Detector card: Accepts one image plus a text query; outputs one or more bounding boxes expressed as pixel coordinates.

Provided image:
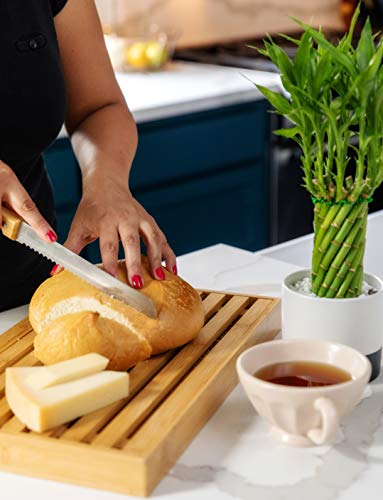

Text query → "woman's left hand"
[61,175,177,289]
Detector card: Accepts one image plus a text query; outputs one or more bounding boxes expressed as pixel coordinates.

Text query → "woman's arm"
[54,0,176,286]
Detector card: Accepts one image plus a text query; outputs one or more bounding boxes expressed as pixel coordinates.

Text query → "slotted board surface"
[0,291,280,496]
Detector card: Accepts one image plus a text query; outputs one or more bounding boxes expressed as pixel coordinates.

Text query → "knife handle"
[1,208,22,240]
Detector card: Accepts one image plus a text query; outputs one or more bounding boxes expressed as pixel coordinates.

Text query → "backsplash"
[95,0,343,47]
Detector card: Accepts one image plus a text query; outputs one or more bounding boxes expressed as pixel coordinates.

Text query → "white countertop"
[1,211,383,500]
[59,62,280,137]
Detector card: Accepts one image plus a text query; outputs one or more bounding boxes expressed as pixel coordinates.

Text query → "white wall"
[95,0,343,47]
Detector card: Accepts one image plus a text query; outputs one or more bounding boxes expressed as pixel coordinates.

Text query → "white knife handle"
[1,208,23,241]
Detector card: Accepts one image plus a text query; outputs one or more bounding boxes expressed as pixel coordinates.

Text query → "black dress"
[0,0,68,311]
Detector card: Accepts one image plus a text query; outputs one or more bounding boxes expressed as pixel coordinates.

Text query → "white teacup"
[236,339,371,446]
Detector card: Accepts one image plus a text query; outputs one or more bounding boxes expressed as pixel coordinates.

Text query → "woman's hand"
[0,160,57,243]
[63,174,177,288]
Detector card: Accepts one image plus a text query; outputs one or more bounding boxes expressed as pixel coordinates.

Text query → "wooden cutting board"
[0,290,280,496]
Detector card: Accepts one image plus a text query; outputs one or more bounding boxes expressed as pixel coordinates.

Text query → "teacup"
[236,339,371,446]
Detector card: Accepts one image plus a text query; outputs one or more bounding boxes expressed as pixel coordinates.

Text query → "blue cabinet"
[43,100,270,263]
[44,139,81,244]
[135,163,268,255]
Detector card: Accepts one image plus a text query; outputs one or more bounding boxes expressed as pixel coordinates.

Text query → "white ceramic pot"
[282,270,383,380]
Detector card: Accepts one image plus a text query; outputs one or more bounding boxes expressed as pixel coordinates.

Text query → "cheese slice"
[25,353,109,389]
[5,354,129,433]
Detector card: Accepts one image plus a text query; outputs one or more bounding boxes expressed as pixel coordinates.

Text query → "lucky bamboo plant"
[256,4,383,298]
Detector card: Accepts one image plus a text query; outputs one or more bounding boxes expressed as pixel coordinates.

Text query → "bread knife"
[0,208,157,318]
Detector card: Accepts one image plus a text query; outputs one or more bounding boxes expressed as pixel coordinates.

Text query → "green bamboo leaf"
[313,50,334,96]
[293,31,313,87]
[373,85,383,123]
[338,2,361,52]
[255,84,292,114]
[278,33,301,45]
[355,18,374,71]
[283,82,324,114]
[263,39,295,83]
[292,18,357,78]
[344,40,383,103]
[330,96,343,112]
[362,39,383,82]
[274,127,299,138]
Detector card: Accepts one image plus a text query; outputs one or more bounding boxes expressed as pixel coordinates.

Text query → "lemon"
[125,42,149,69]
[145,41,168,68]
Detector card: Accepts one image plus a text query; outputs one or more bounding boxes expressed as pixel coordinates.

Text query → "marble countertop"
[1,211,383,500]
[59,62,281,137]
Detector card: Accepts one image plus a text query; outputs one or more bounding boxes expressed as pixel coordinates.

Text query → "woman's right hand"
[0,160,57,243]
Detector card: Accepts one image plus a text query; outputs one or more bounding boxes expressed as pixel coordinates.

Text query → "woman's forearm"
[69,101,138,188]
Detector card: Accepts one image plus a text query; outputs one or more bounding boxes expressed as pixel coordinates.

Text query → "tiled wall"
[95,0,343,47]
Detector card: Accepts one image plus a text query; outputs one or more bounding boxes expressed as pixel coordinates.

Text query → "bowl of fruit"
[105,25,180,73]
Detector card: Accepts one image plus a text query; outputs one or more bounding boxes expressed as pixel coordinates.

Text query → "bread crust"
[30,257,205,370]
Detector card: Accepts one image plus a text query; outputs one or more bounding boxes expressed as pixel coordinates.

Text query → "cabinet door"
[134,163,268,256]
[130,101,267,191]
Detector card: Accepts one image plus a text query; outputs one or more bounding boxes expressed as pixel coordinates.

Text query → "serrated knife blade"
[1,208,157,318]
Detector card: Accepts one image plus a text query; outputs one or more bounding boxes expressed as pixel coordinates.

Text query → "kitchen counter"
[59,62,281,136]
[1,211,383,500]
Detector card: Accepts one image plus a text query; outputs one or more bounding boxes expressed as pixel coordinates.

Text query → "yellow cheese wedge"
[25,353,109,389]
[5,355,130,433]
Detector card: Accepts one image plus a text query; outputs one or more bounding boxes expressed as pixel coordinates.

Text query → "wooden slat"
[0,318,32,353]
[123,299,280,493]
[201,292,227,320]
[0,432,147,497]
[0,332,35,372]
[92,295,250,448]
[1,416,26,433]
[58,292,227,444]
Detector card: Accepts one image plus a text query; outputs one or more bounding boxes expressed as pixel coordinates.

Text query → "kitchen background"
[47,1,383,263]
[95,0,343,46]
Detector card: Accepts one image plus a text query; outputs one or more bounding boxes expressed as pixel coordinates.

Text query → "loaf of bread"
[30,258,205,370]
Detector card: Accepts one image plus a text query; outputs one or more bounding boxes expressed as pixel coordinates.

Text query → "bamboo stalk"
[316,215,364,297]
[312,203,366,293]
[312,204,354,275]
[324,227,364,298]
[335,242,365,298]
[346,264,363,297]
[313,205,342,256]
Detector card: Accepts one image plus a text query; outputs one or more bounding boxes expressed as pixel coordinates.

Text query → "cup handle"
[306,397,340,445]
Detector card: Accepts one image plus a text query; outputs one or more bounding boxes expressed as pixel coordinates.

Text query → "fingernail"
[132,275,143,289]
[172,264,178,275]
[155,267,165,280]
[50,264,59,276]
[46,230,57,242]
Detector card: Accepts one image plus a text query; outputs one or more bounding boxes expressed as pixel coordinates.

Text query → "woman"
[0,0,177,312]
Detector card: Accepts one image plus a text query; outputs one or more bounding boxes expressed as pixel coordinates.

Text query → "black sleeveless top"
[0,0,68,311]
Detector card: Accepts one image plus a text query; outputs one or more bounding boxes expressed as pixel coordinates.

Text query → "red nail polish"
[172,264,178,275]
[156,267,165,280]
[50,264,59,276]
[132,275,143,289]
[47,230,57,242]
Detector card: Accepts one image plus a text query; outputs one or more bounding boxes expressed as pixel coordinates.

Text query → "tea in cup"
[236,339,371,446]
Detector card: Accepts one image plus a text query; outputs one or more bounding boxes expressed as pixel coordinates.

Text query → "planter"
[282,269,383,381]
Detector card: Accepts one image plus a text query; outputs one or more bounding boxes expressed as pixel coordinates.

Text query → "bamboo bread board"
[0,291,280,496]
